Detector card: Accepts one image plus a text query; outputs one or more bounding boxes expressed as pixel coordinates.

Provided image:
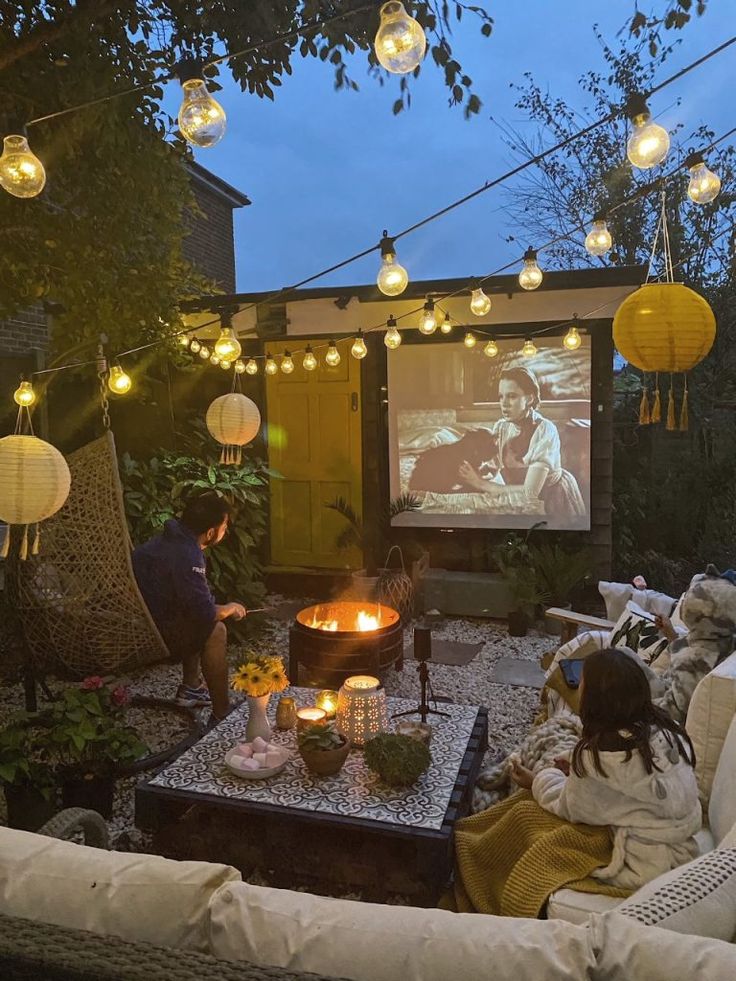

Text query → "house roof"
[187,161,251,208]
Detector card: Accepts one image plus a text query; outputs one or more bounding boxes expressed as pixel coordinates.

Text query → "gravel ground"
[0,596,555,898]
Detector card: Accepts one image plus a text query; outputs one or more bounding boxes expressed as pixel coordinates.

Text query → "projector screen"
[388,337,591,531]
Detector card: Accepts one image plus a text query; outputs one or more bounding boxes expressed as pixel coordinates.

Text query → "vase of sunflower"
[231,654,289,743]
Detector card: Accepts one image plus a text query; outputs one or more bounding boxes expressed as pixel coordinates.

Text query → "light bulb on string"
[351,330,368,359]
[210,353,220,366]
[281,351,295,374]
[418,298,437,335]
[377,231,409,296]
[303,346,318,371]
[13,379,35,407]
[176,59,226,148]
[325,340,341,367]
[564,319,582,351]
[521,337,537,358]
[108,363,132,395]
[264,354,278,376]
[198,345,210,360]
[220,360,231,370]
[245,358,258,375]
[440,312,452,334]
[214,325,241,361]
[585,214,613,257]
[626,93,670,169]
[0,131,46,198]
[189,337,201,354]
[684,151,721,205]
[384,315,402,349]
[519,248,543,290]
[463,332,477,349]
[470,283,492,316]
[234,359,246,374]
[374,1,427,75]
[178,333,191,348]
[483,339,498,359]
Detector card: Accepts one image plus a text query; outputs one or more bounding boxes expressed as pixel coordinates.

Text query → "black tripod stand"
[392,625,449,724]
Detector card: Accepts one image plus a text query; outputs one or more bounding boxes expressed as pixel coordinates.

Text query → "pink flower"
[111,686,130,707]
[81,676,105,690]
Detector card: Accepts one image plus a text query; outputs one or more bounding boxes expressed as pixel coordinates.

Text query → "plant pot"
[60,771,115,819]
[4,784,58,832]
[298,738,351,776]
[351,570,380,602]
[245,693,272,743]
[544,602,572,636]
[507,610,529,637]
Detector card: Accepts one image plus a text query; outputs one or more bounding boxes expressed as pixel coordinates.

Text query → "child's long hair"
[571,648,696,778]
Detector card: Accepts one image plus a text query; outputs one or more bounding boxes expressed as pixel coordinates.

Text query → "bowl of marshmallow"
[224,737,291,780]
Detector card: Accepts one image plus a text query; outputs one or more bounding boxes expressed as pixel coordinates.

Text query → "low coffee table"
[135,688,488,904]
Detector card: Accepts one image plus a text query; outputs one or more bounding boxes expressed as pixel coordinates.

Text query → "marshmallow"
[265,750,283,768]
[252,737,269,753]
[253,752,267,767]
[232,756,260,772]
[234,743,253,759]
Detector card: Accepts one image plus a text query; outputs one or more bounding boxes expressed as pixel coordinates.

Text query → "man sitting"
[132,491,246,724]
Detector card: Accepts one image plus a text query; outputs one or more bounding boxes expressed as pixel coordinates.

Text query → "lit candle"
[315,690,338,719]
[296,707,327,730]
[344,675,380,693]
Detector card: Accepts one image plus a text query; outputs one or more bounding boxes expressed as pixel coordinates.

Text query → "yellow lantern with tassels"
[205,393,261,465]
[0,435,71,559]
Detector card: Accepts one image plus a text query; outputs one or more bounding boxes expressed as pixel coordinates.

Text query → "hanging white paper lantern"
[205,393,261,465]
[0,434,71,559]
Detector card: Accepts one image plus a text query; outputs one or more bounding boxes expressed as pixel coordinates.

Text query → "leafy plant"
[528,542,591,607]
[325,493,422,576]
[492,526,550,616]
[364,732,431,787]
[0,714,56,798]
[297,721,346,753]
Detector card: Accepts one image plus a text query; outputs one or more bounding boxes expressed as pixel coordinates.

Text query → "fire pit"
[289,601,403,687]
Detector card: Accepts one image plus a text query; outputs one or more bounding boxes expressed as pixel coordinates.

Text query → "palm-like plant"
[325,494,421,576]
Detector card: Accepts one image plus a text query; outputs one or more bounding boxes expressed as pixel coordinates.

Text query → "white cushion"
[686,651,736,805]
[598,581,634,621]
[208,881,596,981]
[0,826,240,952]
[609,600,669,665]
[590,912,736,979]
[546,888,624,924]
[718,821,736,850]
[696,827,716,854]
[615,848,736,941]
[709,714,736,843]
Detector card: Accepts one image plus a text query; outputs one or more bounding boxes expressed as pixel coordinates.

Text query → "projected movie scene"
[388,338,591,531]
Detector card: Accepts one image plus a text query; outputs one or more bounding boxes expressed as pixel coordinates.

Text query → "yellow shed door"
[266,339,363,569]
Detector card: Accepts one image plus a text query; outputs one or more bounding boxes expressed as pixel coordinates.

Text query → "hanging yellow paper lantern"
[206,393,261,465]
[0,434,71,559]
[612,283,715,373]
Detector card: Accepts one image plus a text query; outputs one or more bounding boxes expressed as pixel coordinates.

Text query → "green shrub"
[364,733,431,786]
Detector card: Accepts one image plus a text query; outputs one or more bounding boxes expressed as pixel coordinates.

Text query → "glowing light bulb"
[210,354,220,366]
[351,331,368,359]
[220,360,231,370]
[325,340,341,367]
[13,380,35,406]
[176,60,226,148]
[470,286,492,316]
[464,332,477,349]
[108,364,132,394]
[264,354,278,376]
[626,95,669,169]
[189,338,201,354]
[374,1,427,75]
[0,133,46,198]
[214,326,241,361]
[198,345,210,360]
[585,217,612,257]
[440,313,452,334]
[564,323,582,351]
[245,358,258,375]
[418,299,437,335]
[234,359,246,374]
[377,232,408,296]
[483,339,498,359]
[303,346,318,371]
[521,338,537,358]
[685,151,721,205]
[281,351,295,373]
[519,248,543,291]
[178,333,191,348]
[384,316,402,349]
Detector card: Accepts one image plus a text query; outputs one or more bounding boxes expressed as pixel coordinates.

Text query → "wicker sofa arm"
[37,808,110,850]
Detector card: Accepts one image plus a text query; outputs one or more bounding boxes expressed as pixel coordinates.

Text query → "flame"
[357,610,380,631]
[307,608,381,632]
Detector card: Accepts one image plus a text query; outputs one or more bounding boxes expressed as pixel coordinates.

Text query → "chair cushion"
[209,881,597,981]
[686,651,736,805]
[0,826,241,952]
[546,888,624,924]
[609,601,669,665]
[709,714,736,843]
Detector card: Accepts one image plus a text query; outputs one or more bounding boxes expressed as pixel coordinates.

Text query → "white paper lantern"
[206,393,261,465]
[0,434,71,559]
[336,675,389,747]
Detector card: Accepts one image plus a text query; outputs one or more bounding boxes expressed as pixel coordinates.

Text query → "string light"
[281,350,295,373]
[234,359,246,374]
[684,151,721,204]
[189,338,201,353]
[440,312,452,334]
[519,248,543,290]
[585,214,613,257]
[0,132,46,198]
[198,344,210,360]
[325,340,341,367]
[210,353,221,366]
[214,325,242,361]
[377,231,409,296]
[108,363,132,394]
[374,1,426,74]
[303,345,318,371]
[264,354,278,375]
[521,337,538,358]
[463,331,477,349]
[384,315,402,349]
[178,333,191,348]
[351,330,368,359]
[483,339,498,358]
[176,59,226,148]
[470,284,492,316]
[245,358,259,375]
[13,380,35,407]
[626,93,670,170]
[564,319,582,350]
[418,298,437,334]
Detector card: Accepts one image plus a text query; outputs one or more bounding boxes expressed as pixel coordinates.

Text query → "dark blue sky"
[173,2,733,292]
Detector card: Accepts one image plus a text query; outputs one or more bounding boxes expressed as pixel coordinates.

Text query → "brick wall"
[183,179,238,293]
[0,303,49,357]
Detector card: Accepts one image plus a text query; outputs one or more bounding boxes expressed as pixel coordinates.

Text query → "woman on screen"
[458,366,585,520]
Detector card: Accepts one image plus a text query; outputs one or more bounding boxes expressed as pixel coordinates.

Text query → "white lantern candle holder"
[336,675,388,748]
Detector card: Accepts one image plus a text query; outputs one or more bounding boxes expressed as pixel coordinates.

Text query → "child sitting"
[512,648,701,892]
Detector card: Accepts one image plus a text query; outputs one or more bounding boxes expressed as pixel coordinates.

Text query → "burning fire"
[308,609,381,633]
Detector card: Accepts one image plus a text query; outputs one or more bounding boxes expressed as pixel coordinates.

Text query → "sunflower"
[269,668,289,693]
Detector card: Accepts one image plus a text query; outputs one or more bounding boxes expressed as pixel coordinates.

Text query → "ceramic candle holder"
[296,707,327,731]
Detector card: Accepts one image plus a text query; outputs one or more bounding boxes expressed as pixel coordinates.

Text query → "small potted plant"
[297,721,350,776]
[492,529,549,637]
[364,732,431,787]
[0,715,58,831]
[528,542,591,635]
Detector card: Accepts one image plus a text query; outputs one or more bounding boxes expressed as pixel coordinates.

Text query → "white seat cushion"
[695,827,716,854]
[546,888,624,924]
[686,651,736,805]
[709,714,736,844]
[0,826,240,952]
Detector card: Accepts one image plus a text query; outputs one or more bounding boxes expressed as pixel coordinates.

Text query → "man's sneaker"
[175,684,211,708]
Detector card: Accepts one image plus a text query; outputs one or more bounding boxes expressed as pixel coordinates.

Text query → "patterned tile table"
[136,688,488,903]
